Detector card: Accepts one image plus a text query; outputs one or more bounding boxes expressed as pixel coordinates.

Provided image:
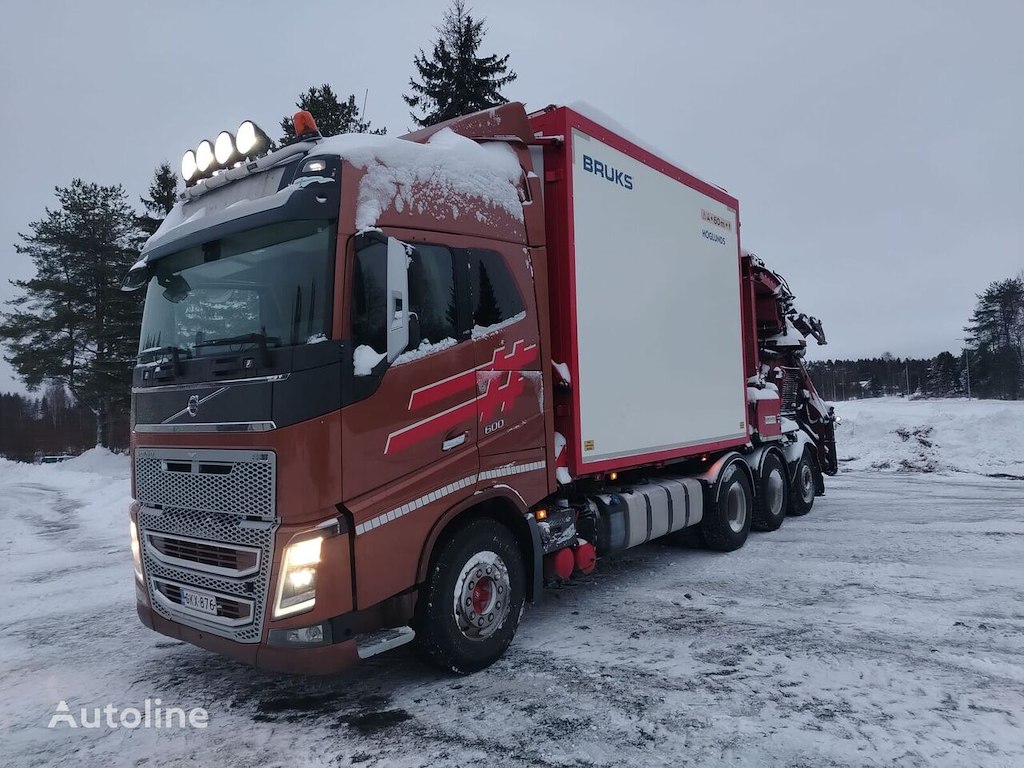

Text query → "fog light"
[267,623,331,646]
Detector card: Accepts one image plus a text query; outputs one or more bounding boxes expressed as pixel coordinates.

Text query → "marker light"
[214,131,237,166]
[181,150,198,183]
[195,140,215,173]
[236,120,269,157]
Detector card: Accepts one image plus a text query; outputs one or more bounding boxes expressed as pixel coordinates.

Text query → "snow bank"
[53,447,129,478]
[835,397,1024,477]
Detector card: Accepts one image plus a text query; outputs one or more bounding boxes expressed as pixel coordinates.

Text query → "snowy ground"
[0,398,1022,767]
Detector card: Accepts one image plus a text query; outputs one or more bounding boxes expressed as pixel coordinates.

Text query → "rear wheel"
[752,451,789,532]
[413,519,525,674]
[701,460,753,551]
[788,449,817,516]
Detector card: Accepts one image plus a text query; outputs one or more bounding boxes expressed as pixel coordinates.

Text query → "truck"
[123,102,837,674]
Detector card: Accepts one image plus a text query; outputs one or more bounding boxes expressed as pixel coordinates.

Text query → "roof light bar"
[179,119,272,186]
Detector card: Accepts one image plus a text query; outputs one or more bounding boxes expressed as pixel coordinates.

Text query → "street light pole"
[959,338,972,400]
[964,347,972,400]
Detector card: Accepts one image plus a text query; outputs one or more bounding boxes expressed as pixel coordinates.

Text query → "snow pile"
[53,446,129,478]
[835,397,1024,477]
[393,337,458,367]
[353,344,385,376]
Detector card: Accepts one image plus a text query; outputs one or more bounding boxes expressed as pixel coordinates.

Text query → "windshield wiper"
[193,333,277,366]
[137,345,190,373]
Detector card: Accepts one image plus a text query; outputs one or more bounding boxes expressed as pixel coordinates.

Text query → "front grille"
[152,578,254,625]
[147,532,260,577]
[135,447,278,644]
[135,448,275,520]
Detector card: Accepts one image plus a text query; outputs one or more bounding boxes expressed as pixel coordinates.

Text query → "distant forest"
[807,352,969,402]
[0,385,119,462]
[809,274,1023,403]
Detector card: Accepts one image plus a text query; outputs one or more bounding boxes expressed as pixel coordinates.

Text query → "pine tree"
[138,162,179,239]
[0,180,144,446]
[279,84,385,143]
[964,276,1024,399]
[925,352,959,397]
[474,263,503,327]
[404,0,517,127]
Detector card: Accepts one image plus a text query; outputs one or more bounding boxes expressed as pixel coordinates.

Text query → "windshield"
[138,220,335,358]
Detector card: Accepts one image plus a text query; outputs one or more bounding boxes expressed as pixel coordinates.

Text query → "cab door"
[467,246,545,463]
[341,233,479,608]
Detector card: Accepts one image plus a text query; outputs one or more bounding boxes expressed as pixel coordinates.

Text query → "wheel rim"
[452,551,511,641]
[726,482,748,533]
[766,467,785,517]
[799,464,814,503]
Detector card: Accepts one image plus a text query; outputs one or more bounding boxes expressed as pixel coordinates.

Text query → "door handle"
[442,431,468,451]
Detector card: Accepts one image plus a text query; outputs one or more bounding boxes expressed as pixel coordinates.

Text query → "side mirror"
[159,273,191,304]
[121,260,151,292]
[385,237,410,362]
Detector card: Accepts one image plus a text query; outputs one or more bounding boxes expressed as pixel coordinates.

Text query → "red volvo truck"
[123,103,837,674]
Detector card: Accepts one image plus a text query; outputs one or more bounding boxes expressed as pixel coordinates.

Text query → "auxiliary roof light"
[195,140,216,174]
[181,150,198,183]
[214,131,238,166]
[236,120,270,157]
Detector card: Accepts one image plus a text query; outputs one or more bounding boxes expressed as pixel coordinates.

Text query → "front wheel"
[413,519,525,674]
[788,449,817,516]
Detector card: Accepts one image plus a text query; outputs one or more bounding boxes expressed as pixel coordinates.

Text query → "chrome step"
[356,626,416,659]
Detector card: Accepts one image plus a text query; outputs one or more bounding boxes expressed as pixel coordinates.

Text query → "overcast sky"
[1,0,1021,393]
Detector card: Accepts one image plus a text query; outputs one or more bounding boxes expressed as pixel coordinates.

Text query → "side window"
[409,245,458,344]
[351,240,387,352]
[469,249,525,333]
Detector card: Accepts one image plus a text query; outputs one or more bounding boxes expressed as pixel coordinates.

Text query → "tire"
[788,449,817,516]
[701,460,753,552]
[752,451,789,532]
[412,519,526,674]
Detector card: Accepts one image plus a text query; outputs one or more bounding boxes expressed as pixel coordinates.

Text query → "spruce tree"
[404,0,517,127]
[279,84,385,143]
[964,276,1024,399]
[138,162,179,239]
[0,180,144,446]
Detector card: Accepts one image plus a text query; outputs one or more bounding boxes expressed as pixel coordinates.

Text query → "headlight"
[130,520,143,583]
[273,534,324,618]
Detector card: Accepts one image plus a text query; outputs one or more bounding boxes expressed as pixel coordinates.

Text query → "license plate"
[180,589,218,616]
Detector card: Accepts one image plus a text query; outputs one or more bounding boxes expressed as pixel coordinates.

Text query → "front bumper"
[137,601,361,674]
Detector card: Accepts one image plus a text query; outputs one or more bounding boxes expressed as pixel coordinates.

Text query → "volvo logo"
[187,395,200,418]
